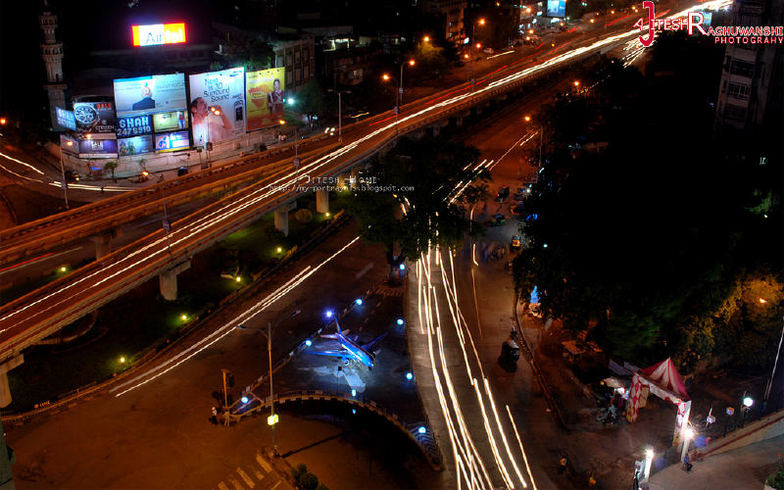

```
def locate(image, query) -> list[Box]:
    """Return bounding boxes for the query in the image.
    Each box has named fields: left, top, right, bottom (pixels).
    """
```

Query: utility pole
left=221, top=369, right=231, bottom=410
left=268, top=320, right=277, bottom=454
left=59, top=147, right=69, bottom=209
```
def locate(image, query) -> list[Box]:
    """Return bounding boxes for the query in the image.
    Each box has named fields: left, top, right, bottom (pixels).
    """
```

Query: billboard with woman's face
left=245, top=67, right=286, bottom=131
left=188, top=67, right=245, bottom=146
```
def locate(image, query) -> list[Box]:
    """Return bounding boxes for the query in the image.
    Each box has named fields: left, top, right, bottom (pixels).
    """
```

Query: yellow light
left=610, top=9, right=615, bottom=14
left=528, top=29, right=534, bottom=34
left=590, top=18, right=595, bottom=23
left=479, top=18, right=486, bottom=25
left=214, top=109, right=221, bottom=116
left=526, top=36, right=530, bottom=41
left=526, top=7, right=532, bottom=13
left=574, top=80, right=580, bottom=87
left=119, top=356, right=126, bottom=363
left=760, top=298, right=768, bottom=304
left=276, top=246, right=282, bottom=253
left=0, top=118, right=5, bottom=125
left=326, top=212, right=331, bottom=217
left=235, top=276, right=242, bottom=282
left=267, top=413, right=279, bottom=426
left=142, top=170, right=149, bottom=177
left=59, top=266, right=67, bottom=272
left=66, top=141, right=74, bottom=146
left=551, top=42, right=555, bottom=47
left=279, top=119, right=286, bottom=125
left=464, top=53, right=470, bottom=59
left=524, top=115, right=531, bottom=122
left=423, top=35, right=430, bottom=42
left=180, top=314, right=188, bottom=321
left=476, top=43, right=482, bottom=49
left=382, top=73, right=390, bottom=81
left=408, top=59, right=416, bottom=66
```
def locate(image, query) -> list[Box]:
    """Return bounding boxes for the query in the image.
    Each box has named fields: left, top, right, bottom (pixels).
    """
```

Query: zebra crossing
left=215, top=450, right=295, bottom=490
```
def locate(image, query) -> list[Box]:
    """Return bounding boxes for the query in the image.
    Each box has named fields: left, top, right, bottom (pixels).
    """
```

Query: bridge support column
left=93, top=231, right=114, bottom=259
left=316, top=189, right=329, bottom=214
left=0, top=355, right=23, bottom=408
left=158, top=259, right=191, bottom=301
left=274, top=206, right=289, bottom=237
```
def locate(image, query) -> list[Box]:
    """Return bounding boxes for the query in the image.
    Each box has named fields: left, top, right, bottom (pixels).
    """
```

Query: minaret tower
left=40, top=0, right=67, bottom=130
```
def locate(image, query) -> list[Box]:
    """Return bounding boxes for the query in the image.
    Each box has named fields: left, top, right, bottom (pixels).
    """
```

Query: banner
left=131, top=23, right=186, bottom=47
left=78, top=138, right=118, bottom=158
left=155, top=130, right=190, bottom=152
left=56, top=108, right=76, bottom=131
left=117, top=115, right=153, bottom=137
left=73, top=101, right=116, bottom=133
left=119, top=135, right=154, bottom=156
left=113, top=74, right=187, bottom=118
left=188, top=67, right=246, bottom=145
left=546, top=0, right=567, bottom=17
left=245, top=67, right=286, bottom=131
left=153, top=110, right=188, bottom=132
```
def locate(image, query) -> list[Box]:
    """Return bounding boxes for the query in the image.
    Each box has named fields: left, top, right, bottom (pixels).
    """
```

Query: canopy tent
left=626, top=358, right=691, bottom=444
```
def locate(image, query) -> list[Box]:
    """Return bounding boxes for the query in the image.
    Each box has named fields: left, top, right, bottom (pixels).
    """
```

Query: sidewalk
left=649, top=434, right=784, bottom=490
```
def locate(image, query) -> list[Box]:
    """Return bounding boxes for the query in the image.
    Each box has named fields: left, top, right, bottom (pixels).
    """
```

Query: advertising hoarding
left=188, top=67, right=246, bottom=145
left=78, top=138, right=118, bottom=158
left=546, top=0, right=567, bottom=17
left=153, top=110, right=188, bottom=132
left=119, top=135, right=154, bottom=156
left=245, top=67, right=286, bottom=131
left=132, top=23, right=186, bottom=47
left=73, top=101, right=116, bottom=133
left=117, top=114, right=153, bottom=137
left=113, top=74, right=187, bottom=118
left=56, top=108, right=76, bottom=131
left=155, top=131, right=190, bottom=152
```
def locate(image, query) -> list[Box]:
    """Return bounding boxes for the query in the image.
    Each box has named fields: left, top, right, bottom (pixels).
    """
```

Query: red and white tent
left=626, top=358, right=691, bottom=443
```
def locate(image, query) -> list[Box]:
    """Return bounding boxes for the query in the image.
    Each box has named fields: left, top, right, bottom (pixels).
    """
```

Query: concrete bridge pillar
left=0, top=355, right=23, bottom=408
left=316, top=189, right=329, bottom=214
left=158, top=259, right=191, bottom=301
left=274, top=206, right=289, bottom=237
left=93, top=231, right=114, bottom=259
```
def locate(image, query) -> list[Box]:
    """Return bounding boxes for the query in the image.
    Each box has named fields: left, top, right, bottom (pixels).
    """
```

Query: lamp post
left=327, top=89, right=351, bottom=143
left=680, top=426, right=694, bottom=465
left=59, top=139, right=73, bottom=209
left=524, top=115, right=543, bottom=168
left=471, top=17, right=486, bottom=56
left=264, top=309, right=301, bottom=455
left=382, top=60, right=415, bottom=135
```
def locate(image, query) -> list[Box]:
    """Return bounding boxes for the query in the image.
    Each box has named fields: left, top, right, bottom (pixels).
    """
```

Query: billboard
left=155, top=131, right=190, bottom=152
left=132, top=23, right=186, bottom=47
left=117, top=114, right=153, bottom=137
left=188, top=67, right=246, bottom=145
left=78, top=138, right=118, bottom=158
left=153, top=110, right=188, bottom=132
left=119, top=135, right=154, bottom=156
left=113, top=74, right=187, bottom=118
left=73, top=101, right=116, bottom=133
left=56, top=108, right=76, bottom=131
left=546, top=0, right=567, bottom=17
left=245, top=67, right=286, bottom=131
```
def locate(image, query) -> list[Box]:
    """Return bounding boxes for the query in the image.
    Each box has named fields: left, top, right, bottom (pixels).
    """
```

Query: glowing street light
left=278, top=119, right=286, bottom=125
left=418, top=426, right=427, bottom=434
left=0, top=118, right=6, bottom=125
left=235, top=276, right=242, bottom=283
left=406, top=372, right=414, bottom=380
left=408, top=59, right=416, bottom=66
left=524, top=115, right=531, bottom=122
left=464, top=53, right=470, bottom=59
left=305, top=339, right=312, bottom=347
left=59, top=266, right=67, bottom=273
left=180, top=313, right=188, bottom=321
left=759, top=298, right=768, bottom=304
left=574, top=80, right=581, bottom=87
left=325, top=309, right=334, bottom=319
left=241, top=395, right=249, bottom=404
left=397, top=318, right=405, bottom=326
left=476, top=42, right=482, bottom=49
left=479, top=17, right=486, bottom=25
left=355, top=298, right=363, bottom=306
left=382, top=73, right=391, bottom=81
left=423, top=35, right=430, bottom=42
left=743, top=396, right=754, bottom=408
left=276, top=246, right=283, bottom=253
left=119, top=356, right=126, bottom=363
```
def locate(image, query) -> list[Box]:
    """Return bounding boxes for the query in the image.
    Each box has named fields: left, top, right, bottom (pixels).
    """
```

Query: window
left=724, top=103, right=747, bottom=121
left=727, top=82, right=751, bottom=100
left=730, top=59, right=754, bottom=78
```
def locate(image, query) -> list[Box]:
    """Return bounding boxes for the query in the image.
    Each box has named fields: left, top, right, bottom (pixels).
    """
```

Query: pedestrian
left=558, top=456, right=568, bottom=475
left=209, top=406, right=218, bottom=425
left=100, top=186, right=104, bottom=194
left=683, top=454, right=693, bottom=472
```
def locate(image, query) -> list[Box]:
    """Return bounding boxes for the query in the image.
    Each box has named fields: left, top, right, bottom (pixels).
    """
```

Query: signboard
left=546, top=0, right=567, bottom=17
left=245, top=67, right=286, bottom=131
left=78, top=138, right=118, bottom=158
left=155, top=130, right=190, bottom=152
left=189, top=67, right=246, bottom=145
left=113, top=74, right=187, bottom=118
left=153, top=110, right=188, bottom=132
left=131, top=23, right=186, bottom=47
left=118, top=135, right=154, bottom=156
left=73, top=101, right=116, bottom=133
left=117, top=114, right=153, bottom=137
left=56, top=108, right=76, bottom=131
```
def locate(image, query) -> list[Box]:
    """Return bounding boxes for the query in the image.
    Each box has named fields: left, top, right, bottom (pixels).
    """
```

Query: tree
left=297, top=79, right=326, bottom=125
left=215, top=34, right=274, bottom=71
left=413, top=40, right=449, bottom=79
left=347, top=137, right=486, bottom=278
left=103, top=160, right=118, bottom=182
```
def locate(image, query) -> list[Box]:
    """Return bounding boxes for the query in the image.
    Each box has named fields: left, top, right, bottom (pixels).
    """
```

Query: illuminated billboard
left=153, top=110, right=188, bottom=132
left=113, top=74, right=187, bottom=118
left=546, top=0, right=567, bottom=17
left=155, top=131, right=190, bottom=152
left=117, top=115, right=153, bottom=137
left=73, top=101, right=116, bottom=133
left=245, top=67, right=286, bottom=131
left=132, top=23, right=186, bottom=47
left=78, top=138, right=118, bottom=159
left=56, top=108, right=76, bottom=131
left=188, top=67, right=246, bottom=145
left=119, top=135, right=154, bottom=156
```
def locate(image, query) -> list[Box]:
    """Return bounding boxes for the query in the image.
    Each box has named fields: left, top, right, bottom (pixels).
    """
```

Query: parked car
left=510, top=235, right=522, bottom=250
left=64, top=169, right=80, bottom=182
left=483, top=47, right=495, bottom=54
left=495, top=185, right=510, bottom=202
left=177, top=166, right=189, bottom=176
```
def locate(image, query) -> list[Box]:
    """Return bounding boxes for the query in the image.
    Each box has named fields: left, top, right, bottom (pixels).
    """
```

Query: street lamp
left=327, top=89, right=351, bottom=143
left=680, top=426, right=694, bottom=464
left=524, top=115, right=543, bottom=168
left=423, top=35, right=430, bottom=43
left=59, top=139, right=74, bottom=209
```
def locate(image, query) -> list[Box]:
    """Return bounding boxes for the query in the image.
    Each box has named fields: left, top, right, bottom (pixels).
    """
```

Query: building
left=40, top=1, right=67, bottom=130
left=714, top=0, right=784, bottom=133
left=421, top=0, right=468, bottom=43
left=271, top=32, right=317, bottom=92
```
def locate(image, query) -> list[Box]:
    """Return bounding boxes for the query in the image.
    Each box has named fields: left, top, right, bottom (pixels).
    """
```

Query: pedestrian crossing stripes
left=215, top=450, right=295, bottom=490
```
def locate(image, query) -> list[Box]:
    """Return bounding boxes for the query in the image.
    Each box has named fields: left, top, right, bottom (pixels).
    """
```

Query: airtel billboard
left=131, top=23, right=187, bottom=47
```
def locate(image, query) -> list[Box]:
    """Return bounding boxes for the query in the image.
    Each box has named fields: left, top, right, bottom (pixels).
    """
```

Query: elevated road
left=0, top=15, right=670, bottom=364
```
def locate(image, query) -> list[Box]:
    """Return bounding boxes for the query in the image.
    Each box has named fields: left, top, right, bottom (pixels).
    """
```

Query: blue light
left=418, top=426, right=427, bottom=434
left=355, top=298, right=363, bottom=306
left=399, top=263, right=406, bottom=271
left=305, top=339, right=312, bottom=347
left=351, top=389, right=357, bottom=397
left=352, top=408, right=357, bottom=414
left=396, top=318, right=405, bottom=326
left=240, top=396, right=249, bottom=404
left=325, top=309, right=334, bottom=318
left=406, top=372, right=414, bottom=381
